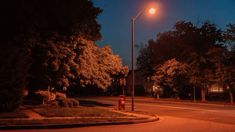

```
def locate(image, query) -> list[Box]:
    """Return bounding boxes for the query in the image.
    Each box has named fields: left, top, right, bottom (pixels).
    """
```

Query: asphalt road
left=4, top=96, right=235, bottom=132
left=93, top=97, right=235, bottom=125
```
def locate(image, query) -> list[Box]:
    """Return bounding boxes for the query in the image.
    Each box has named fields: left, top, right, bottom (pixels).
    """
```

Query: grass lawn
left=0, top=111, right=28, bottom=119
left=33, top=106, right=126, bottom=117
left=0, top=106, right=151, bottom=127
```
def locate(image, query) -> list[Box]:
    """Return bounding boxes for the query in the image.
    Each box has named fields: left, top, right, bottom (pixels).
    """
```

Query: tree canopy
left=137, top=20, right=235, bottom=101
left=0, top=0, right=102, bottom=43
left=0, top=0, right=129, bottom=112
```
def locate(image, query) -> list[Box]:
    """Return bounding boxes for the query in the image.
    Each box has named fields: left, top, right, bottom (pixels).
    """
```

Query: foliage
left=35, top=90, right=79, bottom=107
left=74, top=39, right=128, bottom=89
left=137, top=21, right=223, bottom=67
left=0, top=0, right=102, bottom=41
left=33, top=36, right=128, bottom=91
left=136, top=41, right=154, bottom=76
left=56, top=98, right=80, bottom=107
left=152, top=59, right=190, bottom=97
left=0, top=0, right=103, bottom=111
left=225, top=24, right=235, bottom=49
left=137, top=20, right=235, bottom=100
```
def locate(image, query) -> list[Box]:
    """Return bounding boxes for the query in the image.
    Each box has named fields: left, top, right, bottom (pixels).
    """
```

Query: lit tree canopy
left=152, top=58, right=190, bottom=91
left=40, top=36, right=128, bottom=90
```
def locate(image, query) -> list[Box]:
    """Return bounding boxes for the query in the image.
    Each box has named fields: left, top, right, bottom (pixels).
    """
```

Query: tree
left=152, top=59, right=190, bottom=98
left=222, top=24, right=235, bottom=103
left=0, top=0, right=102, bottom=42
left=137, top=21, right=223, bottom=101
left=0, top=0, right=103, bottom=111
left=33, top=36, right=128, bottom=94
left=72, top=37, right=128, bottom=89
left=136, top=41, right=154, bottom=76
left=225, top=24, right=235, bottom=50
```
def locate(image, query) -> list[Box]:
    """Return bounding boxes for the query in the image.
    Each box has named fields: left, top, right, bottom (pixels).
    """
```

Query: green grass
left=0, top=111, right=28, bottom=119
left=33, top=106, right=126, bottom=117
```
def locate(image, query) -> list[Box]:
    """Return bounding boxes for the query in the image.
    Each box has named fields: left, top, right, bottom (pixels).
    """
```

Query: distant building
left=208, top=83, right=224, bottom=93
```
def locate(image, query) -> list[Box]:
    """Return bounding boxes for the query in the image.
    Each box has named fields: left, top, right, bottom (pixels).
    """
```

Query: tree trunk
left=229, top=91, right=234, bottom=104
left=201, top=88, right=206, bottom=102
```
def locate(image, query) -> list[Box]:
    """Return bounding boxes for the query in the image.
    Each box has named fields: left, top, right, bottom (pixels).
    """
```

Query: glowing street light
left=131, top=7, right=156, bottom=111
left=149, top=8, right=156, bottom=15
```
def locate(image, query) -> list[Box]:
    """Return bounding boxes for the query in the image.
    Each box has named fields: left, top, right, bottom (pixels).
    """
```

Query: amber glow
left=149, top=8, right=156, bottom=15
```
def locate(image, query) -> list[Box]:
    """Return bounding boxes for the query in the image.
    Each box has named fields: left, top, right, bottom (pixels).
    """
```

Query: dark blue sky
left=92, top=0, right=235, bottom=67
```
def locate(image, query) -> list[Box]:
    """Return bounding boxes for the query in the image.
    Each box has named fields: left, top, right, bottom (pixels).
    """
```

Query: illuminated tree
left=152, top=59, right=190, bottom=98
left=37, top=36, right=128, bottom=92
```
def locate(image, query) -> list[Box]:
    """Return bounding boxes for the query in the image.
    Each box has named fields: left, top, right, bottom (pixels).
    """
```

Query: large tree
left=152, top=59, right=190, bottom=98
left=30, top=35, right=128, bottom=93
left=0, top=0, right=102, bottom=42
left=137, top=21, right=223, bottom=101
left=0, top=0, right=103, bottom=111
left=221, top=24, right=235, bottom=103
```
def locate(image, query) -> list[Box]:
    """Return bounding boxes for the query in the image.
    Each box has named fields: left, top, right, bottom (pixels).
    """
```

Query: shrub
left=56, top=92, right=66, bottom=99
left=68, top=98, right=80, bottom=107
left=56, top=97, right=79, bottom=107
left=30, top=90, right=79, bottom=107
left=50, top=100, right=59, bottom=107
left=57, top=98, right=69, bottom=107
left=35, top=90, right=58, bottom=104
left=35, top=90, right=50, bottom=104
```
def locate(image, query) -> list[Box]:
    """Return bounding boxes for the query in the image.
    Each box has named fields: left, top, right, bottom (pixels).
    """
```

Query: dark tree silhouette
left=137, top=21, right=227, bottom=101
left=0, top=0, right=102, bottom=111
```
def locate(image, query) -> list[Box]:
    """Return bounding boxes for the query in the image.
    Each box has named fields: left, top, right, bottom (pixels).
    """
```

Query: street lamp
left=131, top=7, right=156, bottom=111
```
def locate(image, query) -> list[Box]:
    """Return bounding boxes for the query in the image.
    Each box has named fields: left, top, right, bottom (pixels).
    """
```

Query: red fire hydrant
left=118, top=95, right=125, bottom=110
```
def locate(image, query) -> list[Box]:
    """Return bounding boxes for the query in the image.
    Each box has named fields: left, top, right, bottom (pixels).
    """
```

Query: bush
left=68, top=98, right=80, bottom=107
left=56, top=97, right=79, bottom=107
left=35, top=90, right=50, bottom=100
left=28, top=90, right=79, bottom=107
left=50, top=100, right=59, bottom=107
left=56, top=92, right=66, bottom=99
left=35, top=90, right=58, bottom=104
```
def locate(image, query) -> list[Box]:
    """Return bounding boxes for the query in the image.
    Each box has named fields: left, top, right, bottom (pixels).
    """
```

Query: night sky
left=92, top=0, right=235, bottom=67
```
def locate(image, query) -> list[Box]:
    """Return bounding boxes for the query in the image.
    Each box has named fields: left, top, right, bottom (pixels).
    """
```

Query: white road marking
left=137, top=102, right=220, bottom=112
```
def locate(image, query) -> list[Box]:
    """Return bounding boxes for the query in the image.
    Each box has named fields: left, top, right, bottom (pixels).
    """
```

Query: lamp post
left=131, top=7, right=156, bottom=111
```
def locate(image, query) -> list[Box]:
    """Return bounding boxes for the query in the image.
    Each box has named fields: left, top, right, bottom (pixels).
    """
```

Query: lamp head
left=149, top=8, right=156, bottom=15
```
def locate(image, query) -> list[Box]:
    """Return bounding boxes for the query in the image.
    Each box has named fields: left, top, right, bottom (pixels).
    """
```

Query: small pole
left=131, top=17, right=135, bottom=111
left=193, top=86, right=196, bottom=102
